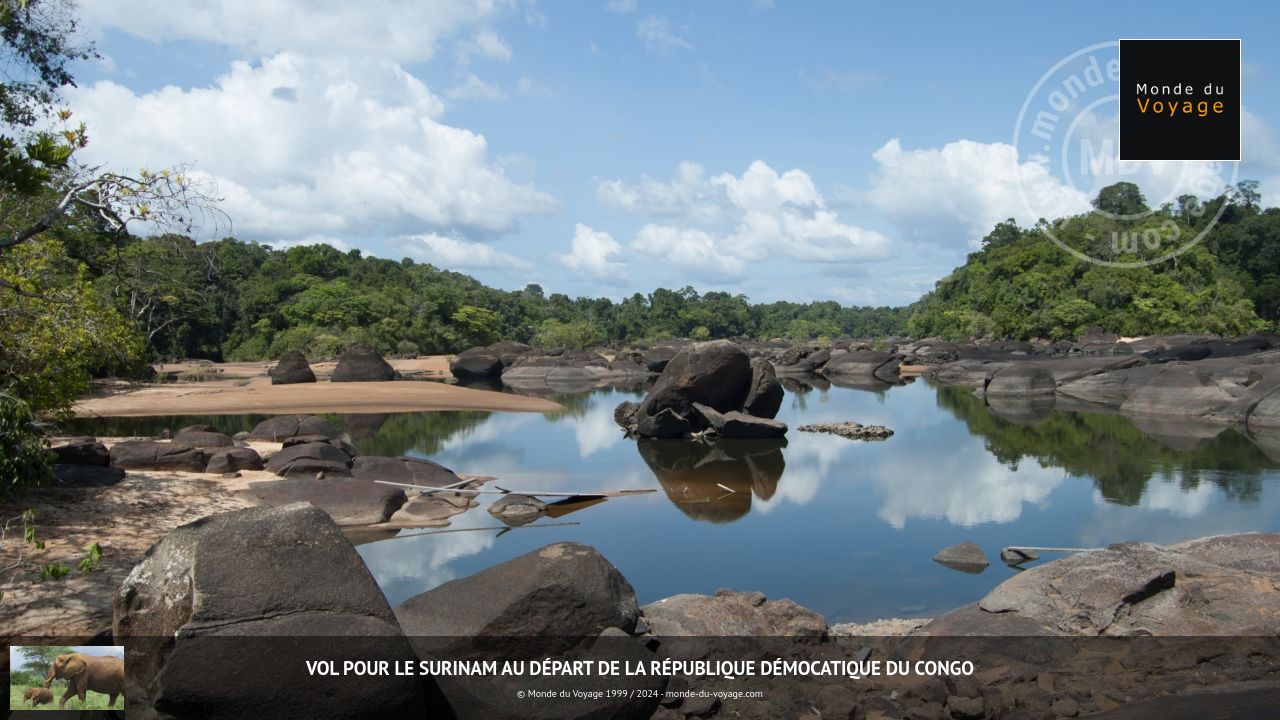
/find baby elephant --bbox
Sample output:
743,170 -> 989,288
24,686 -> 54,706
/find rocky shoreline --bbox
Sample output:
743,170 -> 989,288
83,501 -> 1280,718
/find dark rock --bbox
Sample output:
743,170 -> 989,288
450,346 -> 503,379
643,340 -> 752,418
52,464 -> 126,487
742,358 -> 784,419
282,434 -> 360,458
680,694 -> 720,718
113,503 -> 423,718
636,407 -> 694,439
110,441 -> 209,472
204,447 -> 264,474
641,589 -> 827,637
52,438 -> 110,466
693,403 -> 787,439
268,349 -> 317,385
488,340 -> 532,368
821,350 -> 899,378
642,346 -> 679,373
933,541 -> 989,573
1078,326 -> 1119,345
984,363 -> 1056,397
396,542 -> 640,660
247,415 -> 346,442
947,694 -> 985,720
1247,386 -> 1280,431
242,478 -> 407,525
172,428 -> 234,448
264,441 -> 355,477
331,342 -> 398,382
350,455 -> 462,488
1001,547 -> 1040,565
1153,342 -> 1214,363
1080,681 -> 1280,720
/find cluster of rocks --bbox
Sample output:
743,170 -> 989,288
267,342 -> 400,385
52,414 -> 479,529
614,340 -> 787,439
449,341 -> 681,394
111,503 -> 1280,719
798,421 -> 894,441
917,333 -> 1280,436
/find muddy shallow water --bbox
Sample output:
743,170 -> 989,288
69,378 -> 1280,623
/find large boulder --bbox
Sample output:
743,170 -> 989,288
1057,363 -> 1168,408
641,589 -> 827,637
241,478 -> 407,525
204,447 -> 264,474
488,340 -> 532,368
52,464 -> 126,487
264,441 -> 355,478
693,404 -> 787,439
983,363 -> 1056,397
1120,366 -> 1238,418
396,542 -> 640,659
933,541 -> 989,573
350,455 -> 463,488
625,340 -> 752,438
173,426 -> 235,448
247,415 -> 346,442
51,437 -> 110,466
641,345 -> 678,373
450,346 -> 503,380
331,342 -> 398,382
975,533 -> 1280,636
113,503 -> 424,718
821,350 -> 900,382
267,349 -> 317,385
110,441 -> 209,473
742,358 -> 784,419
1247,385 -> 1280,431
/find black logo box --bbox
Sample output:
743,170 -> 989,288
1119,38 -> 1241,161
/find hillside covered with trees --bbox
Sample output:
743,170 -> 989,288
908,181 -> 1278,341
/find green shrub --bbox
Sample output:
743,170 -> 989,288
0,395 -> 53,496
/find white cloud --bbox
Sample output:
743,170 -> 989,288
456,28 -> 513,65
447,72 -> 508,101
636,15 -> 692,54
80,0 -> 511,63
556,224 -> 625,277
68,53 -> 555,243
405,233 -> 534,273
600,160 -> 891,278
867,138 -> 1091,248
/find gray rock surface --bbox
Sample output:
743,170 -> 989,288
241,477 -> 407,525
641,589 -> 828,637
331,342 -> 398,382
204,447 -> 264,474
113,503 -> 423,718
247,414 -> 346,442
933,541 -> 989,573
742,358 -> 784,419
264,441 -> 355,477
109,441 -> 209,472
267,349 -> 316,385
984,363 -> 1056,397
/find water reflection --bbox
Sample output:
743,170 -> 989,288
637,439 -> 787,523
67,378 -> 1280,621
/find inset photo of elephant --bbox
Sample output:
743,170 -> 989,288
8,644 -> 125,711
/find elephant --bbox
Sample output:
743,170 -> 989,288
44,652 -> 125,709
23,686 -> 54,706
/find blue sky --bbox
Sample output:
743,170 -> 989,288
65,2 -> 1280,306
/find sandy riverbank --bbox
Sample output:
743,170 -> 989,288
73,357 -> 562,417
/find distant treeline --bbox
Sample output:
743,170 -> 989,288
54,229 -> 910,363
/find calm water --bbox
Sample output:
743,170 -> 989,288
69,380 -> 1280,623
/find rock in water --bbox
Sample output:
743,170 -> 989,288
450,346 -> 503,379
247,414 -> 346,442
797,422 -> 893,441
487,493 -> 547,525
642,589 -> 828,637
743,358 -> 784,419
641,340 -> 752,420
693,403 -> 788,439
984,363 -> 1056,396
933,541 -> 990,573
331,342 -> 398,382
268,349 -> 317,385
113,503 -> 425,719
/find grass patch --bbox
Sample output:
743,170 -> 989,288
8,682 -> 121,711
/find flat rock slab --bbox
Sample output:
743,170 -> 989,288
798,422 -> 893,441
241,478 -> 407,525
247,414 -> 346,442
641,589 -> 828,637
350,455 -> 462,488
976,533 -> 1280,636
110,441 -> 209,472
